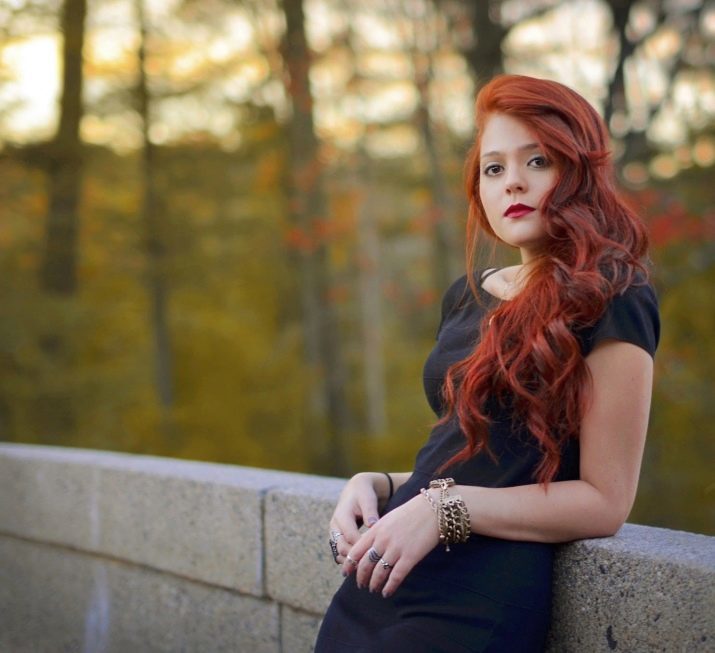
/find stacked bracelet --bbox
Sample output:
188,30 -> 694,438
420,478 -> 471,552
420,487 -> 439,514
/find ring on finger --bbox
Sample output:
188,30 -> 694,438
345,554 -> 358,565
329,539 -> 340,564
329,529 -> 343,543
367,547 -> 382,564
379,557 -> 393,570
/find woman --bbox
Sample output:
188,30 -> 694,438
316,75 -> 659,652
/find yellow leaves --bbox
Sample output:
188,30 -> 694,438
253,150 -> 283,190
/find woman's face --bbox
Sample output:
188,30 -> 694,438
478,113 -> 558,263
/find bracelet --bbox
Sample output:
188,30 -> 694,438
429,477 -> 455,506
420,478 -> 471,552
381,472 -> 394,500
420,487 -> 439,513
438,494 -> 470,551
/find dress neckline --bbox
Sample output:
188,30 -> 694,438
480,268 -> 501,284
479,268 -> 507,302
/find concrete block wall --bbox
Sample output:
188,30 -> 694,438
0,443 -> 713,652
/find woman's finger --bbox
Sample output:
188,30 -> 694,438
368,550 -> 396,593
329,522 -> 359,565
341,550 -> 360,577
342,528 -> 374,579
358,493 -> 380,528
380,555 -> 412,598
331,517 -> 357,545
355,542 -> 384,589
331,531 -> 352,563
330,516 -> 358,546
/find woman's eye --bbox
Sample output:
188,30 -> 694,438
484,164 -> 502,176
529,155 -> 549,168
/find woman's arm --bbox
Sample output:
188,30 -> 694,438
388,472 -> 411,490
375,472 -> 412,507
454,338 -> 654,542
346,339 -> 654,595
351,471 -> 412,512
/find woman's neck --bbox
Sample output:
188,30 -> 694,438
482,263 -> 535,301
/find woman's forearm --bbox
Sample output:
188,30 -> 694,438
454,479 -> 628,543
350,472 -> 412,508
389,472 -> 411,493
367,471 -> 411,503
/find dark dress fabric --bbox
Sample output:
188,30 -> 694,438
315,272 -> 660,653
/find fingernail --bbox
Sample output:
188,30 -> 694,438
367,516 -> 378,526
382,590 -> 391,598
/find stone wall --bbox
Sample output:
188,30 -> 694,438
0,443 -> 712,652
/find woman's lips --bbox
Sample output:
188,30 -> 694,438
504,203 -> 535,219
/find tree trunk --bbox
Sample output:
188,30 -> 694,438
135,0 -> 176,434
409,5 -> 461,293
356,150 -> 387,438
464,0 -> 506,85
603,0 -> 637,129
41,0 -> 87,294
33,0 -> 87,443
280,0 -> 351,475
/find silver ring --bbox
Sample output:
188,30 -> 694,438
329,539 -> 340,564
380,558 -> 393,570
345,554 -> 358,565
329,529 -> 343,543
367,547 -> 382,564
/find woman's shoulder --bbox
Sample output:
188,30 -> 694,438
440,268 -> 497,311
438,274 -> 469,322
435,272 -> 490,338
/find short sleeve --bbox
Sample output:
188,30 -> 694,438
578,283 -> 660,358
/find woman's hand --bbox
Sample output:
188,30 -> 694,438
329,473 -> 383,564
343,492 -> 440,598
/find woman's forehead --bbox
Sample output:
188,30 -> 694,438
479,114 -> 541,154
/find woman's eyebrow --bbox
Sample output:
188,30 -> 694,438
480,143 -> 540,160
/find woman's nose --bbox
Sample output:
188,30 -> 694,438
505,170 -> 527,193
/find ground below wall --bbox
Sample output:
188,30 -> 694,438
0,444 -> 713,652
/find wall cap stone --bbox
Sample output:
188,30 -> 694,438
1,443 -> 713,653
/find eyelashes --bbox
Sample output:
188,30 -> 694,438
481,155 -> 551,176
528,155 -> 552,169
483,163 -> 503,176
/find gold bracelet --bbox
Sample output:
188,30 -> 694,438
426,478 -> 471,551
420,487 -> 439,514
429,477 -> 455,503
440,495 -> 470,550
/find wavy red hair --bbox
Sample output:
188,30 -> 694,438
440,75 -> 649,484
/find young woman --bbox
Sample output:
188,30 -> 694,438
316,75 -> 660,652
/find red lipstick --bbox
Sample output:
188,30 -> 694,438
504,203 -> 535,219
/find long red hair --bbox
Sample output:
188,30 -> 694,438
440,75 -> 649,484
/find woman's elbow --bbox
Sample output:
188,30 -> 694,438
595,496 -> 633,537
600,516 -> 625,537
581,486 -> 634,538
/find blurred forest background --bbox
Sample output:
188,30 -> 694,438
0,0 -> 713,534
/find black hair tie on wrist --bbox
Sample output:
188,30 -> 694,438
382,472 -> 394,500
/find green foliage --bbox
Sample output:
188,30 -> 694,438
627,165 -> 715,535
1,0 -> 713,536
2,118 -> 714,534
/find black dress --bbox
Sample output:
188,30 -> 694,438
315,271 -> 660,653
